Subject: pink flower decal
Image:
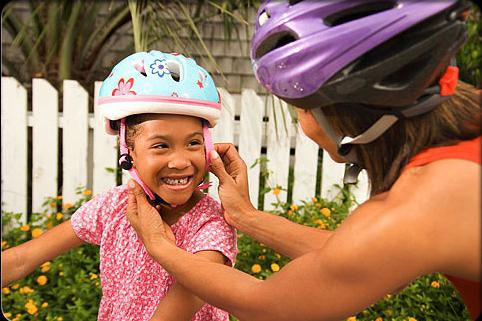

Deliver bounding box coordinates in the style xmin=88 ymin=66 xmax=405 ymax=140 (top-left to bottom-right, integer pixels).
xmin=112 ymin=78 xmax=137 ymax=96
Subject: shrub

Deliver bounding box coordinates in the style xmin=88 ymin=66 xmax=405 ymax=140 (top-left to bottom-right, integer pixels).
xmin=1 ymin=187 xmax=471 ymax=321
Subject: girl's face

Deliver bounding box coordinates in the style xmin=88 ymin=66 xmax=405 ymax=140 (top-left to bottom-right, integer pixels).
xmin=130 ymin=114 xmax=206 ymax=205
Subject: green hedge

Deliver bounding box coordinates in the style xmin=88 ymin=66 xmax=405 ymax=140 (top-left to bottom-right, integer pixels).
xmin=1 ymin=188 xmax=471 ymax=321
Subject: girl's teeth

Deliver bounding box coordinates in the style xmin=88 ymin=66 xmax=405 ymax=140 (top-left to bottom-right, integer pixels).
xmin=165 ymin=177 xmax=189 ymax=185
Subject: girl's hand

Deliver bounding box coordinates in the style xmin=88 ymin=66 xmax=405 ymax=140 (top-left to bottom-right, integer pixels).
xmin=209 ymin=144 xmax=257 ymax=228
xmin=126 ymin=180 xmax=176 ymax=255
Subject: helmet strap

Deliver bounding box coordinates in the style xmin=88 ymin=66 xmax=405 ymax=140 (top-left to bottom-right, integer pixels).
xmin=196 ymin=121 xmax=213 ymax=190
xmin=119 ymin=118 xmax=157 ymax=201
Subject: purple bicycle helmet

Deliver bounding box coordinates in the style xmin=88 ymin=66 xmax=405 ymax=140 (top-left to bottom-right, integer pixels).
xmin=251 ymin=0 xmax=470 ymax=181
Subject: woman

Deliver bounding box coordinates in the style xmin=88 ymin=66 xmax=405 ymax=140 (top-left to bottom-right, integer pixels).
xmin=126 ymin=1 xmax=481 ymax=320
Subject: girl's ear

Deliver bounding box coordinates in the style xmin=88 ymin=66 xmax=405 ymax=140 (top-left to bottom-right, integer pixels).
xmin=129 ymin=148 xmax=137 ymax=169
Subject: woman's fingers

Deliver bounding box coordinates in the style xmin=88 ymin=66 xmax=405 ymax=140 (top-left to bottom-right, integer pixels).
xmin=209 ymin=150 xmax=232 ymax=183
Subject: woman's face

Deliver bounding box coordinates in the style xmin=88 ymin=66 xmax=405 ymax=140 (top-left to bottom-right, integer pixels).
xmin=130 ymin=114 xmax=206 ymax=205
xmin=296 ymin=108 xmax=346 ymax=163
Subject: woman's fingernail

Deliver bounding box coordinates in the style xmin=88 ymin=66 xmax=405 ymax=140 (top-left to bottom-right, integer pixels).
xmin=211 ymin=150 xmax=219 ymax=160
xmin=128 ymin=180 xmax=135 ymax=189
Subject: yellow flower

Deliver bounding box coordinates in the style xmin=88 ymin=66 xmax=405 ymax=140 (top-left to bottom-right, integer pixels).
xmin=83 ymin=189 xmax=92 ymax=196
xmin=2 ymin=240 xmax=9 ymax=249
xmin=431 ymin=281 xmax=440 ymax=288
xmin=37 ymin=275 xmax=48 ymax=286
xmin=408 ymin=318 xmax=417 ymax=321
xmin=314 ymin=219 xmax=326 ymax=229
xmin=2 ymin=287 xmax=11 ymax=294
xmin=41 ymin=261 xmax=51 ymax=272
xmin=90 ymin=273 xmax=98 ymax=280
xmin=20 ymin=224 xmax=30 ymax=232
xmin=49 ymin=201 xmax=57 ymax=207
xmin=290 ymin=204 xmax=298 ymax=211
xmin=270 ymin=263 xmax=280 ymax=272
xmin=272 ymin=187 xmax=281 ymax=196
xmin=63 ymin=202 xmax=74 ymax=209
xmin=375 ymin=318 xmax=383 ymax=321
xmin=346 ymin=317 xmax=356 ymax=321
xmin=312 ymin=197 xmax=318 ymax=203
xmin=57 ymin=317 xmax=64 ymax=321
xmin=41 ymin=302 xmax=48 ymax=308
xmin=4 ymin=312 xmax=11 ymax=318
xmin=251 ymin=264 xmax=262 ymax=274
xmin=32 ymin=228 xmax=43 ymax=238
xmin=25 ymin=298 xmax=38 ymax=315
xmin=57 ymin=195 xmax=63 ymax=200
xmin=56 ymin=212 xmax=64 ymax=220
xmin=11 ymin=283 xmax=20 ymax=290
xmin=19 ymin=286 xmax=34 ymax=294
xmin=275 ymin=253 xmax=281 ymax=259
xmin=95 ymin=281 xmax=100 ymax=286
xmin=12 ymin=314 xmax=22 ymax=321
xmin=59 ymin=271 xmax=64 ymax=276
xmin=320 ymin=207 xmax=331 ymax=217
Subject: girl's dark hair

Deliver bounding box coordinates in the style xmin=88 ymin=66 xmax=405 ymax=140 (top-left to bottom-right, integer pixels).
xmin=322 ymin=81 xmax=481 ymax=196
xmin=111 ymin=114 xmax=154 ymax=150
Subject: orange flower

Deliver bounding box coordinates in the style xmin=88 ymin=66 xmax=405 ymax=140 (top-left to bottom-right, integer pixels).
xmin=251 ymin=264 xmax=262 ymax=273
xmin=20 ymin=225 xmax=30 ymax=232
xmin=63 ymin=203 xmax=74 ymax=210
xmin=37 ymin=275 xmax=48 ymax=286
xmin=431 ymin=281 xmax=440 ymax=288
xmin=25 ymin=299 xmax=38 ymax=315
xmin=289 ymin=204 xmax=298 ymax=211
xmin=82 ymin=189 xmax=92 ymax=196
xmin=40 ymin=261 xmax=51 ymax=273
xmin=56 ymin=213 xmax=64 ymax=221
xmin=320 ymin=207 xmax=331 ymax=217
xmin=32 ymin=228 xmax=43 ymax=238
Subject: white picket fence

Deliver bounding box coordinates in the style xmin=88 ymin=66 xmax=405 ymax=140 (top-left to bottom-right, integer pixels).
xmin=1 ymin=77 xmax=369 ymax=223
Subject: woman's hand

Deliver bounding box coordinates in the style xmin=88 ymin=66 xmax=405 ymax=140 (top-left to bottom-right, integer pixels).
xmin=126 ymin=180 xmax=176 ymax=256
xmin=209 ymin=144 xmax=257 ymax=228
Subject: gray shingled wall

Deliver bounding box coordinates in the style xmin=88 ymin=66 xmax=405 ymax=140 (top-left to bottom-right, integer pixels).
xmin=1 ymin=1 xmax=264 ymax=94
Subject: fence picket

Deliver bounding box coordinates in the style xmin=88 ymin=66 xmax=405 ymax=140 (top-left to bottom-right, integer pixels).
xmin=1 ymin=77 xmax=28 ymax=221
xmin=62 ymin=80 xmax=89 ymax=203
xmin=238 ymin=89 xmax=264 ymax=208
xmin=1 ymin=78 xmax=370 ymax=217
xmin=209 ymin=87 xmax=235 ymax=201
xmin=292 ymin=127 xmax=319 ymax=204
xmin=264 ymin=97 xmax=292 ymax=210
xmin=93 ymin=81 xmax=118 ymax=196
xmin=320 ymin=153 xmax=345 ymax=201
xmin=32 ymin=79 xmax=59 ymax=213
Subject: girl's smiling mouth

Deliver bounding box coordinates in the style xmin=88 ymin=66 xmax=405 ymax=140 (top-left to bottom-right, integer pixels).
xmin=161 ymin=176 xmax=193 ymax=190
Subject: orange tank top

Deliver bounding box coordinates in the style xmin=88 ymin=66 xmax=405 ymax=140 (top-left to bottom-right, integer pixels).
xmin=404 ymin=136 xmax=481 ymax=320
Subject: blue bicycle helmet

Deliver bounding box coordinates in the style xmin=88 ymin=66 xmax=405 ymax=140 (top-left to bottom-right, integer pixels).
xmin=98 ymin=51 xmax=221 ymax=203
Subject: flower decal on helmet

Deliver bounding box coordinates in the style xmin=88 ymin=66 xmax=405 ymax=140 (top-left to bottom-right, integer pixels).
xmin=112 ymin=78 xmax=136 ymax=96
xmin=150 ymin=59 xmax=170 ymax=78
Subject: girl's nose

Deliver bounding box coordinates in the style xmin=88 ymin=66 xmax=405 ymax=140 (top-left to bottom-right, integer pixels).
xmin=167 ymin=156 xmax=191 ymax=169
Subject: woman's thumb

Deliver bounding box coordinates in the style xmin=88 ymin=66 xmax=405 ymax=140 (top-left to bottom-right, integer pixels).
xmin=209 ymin=150 xmax=230 ymax=183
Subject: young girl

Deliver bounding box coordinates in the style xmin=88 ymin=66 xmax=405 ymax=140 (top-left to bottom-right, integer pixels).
xmin=1 ymin=51 xmax=237 ymax=321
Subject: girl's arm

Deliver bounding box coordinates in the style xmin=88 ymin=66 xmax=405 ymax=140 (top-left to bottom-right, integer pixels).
xmin=149 ymin=250 xmax=226 ymax=321
xmin=211 ymin=144 xmax=333 ymax=259
xmin=1 ymin=220 xmax=84 ymax=287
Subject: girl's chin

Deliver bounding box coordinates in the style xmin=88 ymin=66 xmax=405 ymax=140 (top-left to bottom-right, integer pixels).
xmin=156 ymin=189 xmax=194 ymax=206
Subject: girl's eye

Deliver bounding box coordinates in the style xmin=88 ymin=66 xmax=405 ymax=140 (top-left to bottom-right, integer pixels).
xmin=154 ymin=143 xmax=168 ymax=149
xmin=189 ymin=140 xmax=202 ymax=147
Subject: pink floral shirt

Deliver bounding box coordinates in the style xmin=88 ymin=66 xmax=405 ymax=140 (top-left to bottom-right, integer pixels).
xmin=71 ymin=185 xmax=237 ymax=321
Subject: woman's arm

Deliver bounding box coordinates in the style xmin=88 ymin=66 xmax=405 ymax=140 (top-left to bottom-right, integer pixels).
xmin=149 ymin=250 xmax=226 ymax=321
xmin=211 ymin=144 xmax=332 ymax=259
xmin=1 ymin=220 xmax=84 ymax=287
xmin=127 ymin=159 xmax=480 ymax=321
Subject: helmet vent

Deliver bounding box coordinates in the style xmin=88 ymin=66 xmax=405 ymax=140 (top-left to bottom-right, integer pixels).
xmin=324 ymin=1 xmax=397 ymax=27
xmin=255 ymin=31 xmax=298 ymax=59
xmin=166 ymin=60 xmax=181 ymax=82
